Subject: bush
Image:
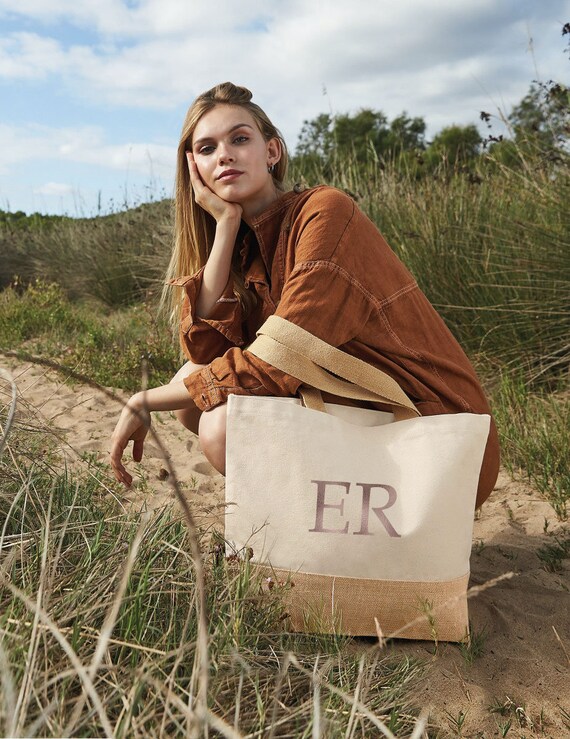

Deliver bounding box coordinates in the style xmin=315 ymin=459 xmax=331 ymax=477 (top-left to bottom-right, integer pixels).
xmin=0 ymin=281 xmax=179 ymax=391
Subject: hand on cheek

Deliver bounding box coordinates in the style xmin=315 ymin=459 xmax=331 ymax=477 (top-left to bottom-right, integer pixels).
xmin=186 ymin=152 xmax=242 ymax=223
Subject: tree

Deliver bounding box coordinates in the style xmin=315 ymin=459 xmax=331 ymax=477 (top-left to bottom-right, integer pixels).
xmin=295 ymin=108 xmax=426 ymax=164
xmin=332 ymin=109 xmax=389 ymax=162
xmin=425 ymin=124 xmax=482 ymax=167
xmin=508 ymin=81 xmax=569 ymax=151
xmin=386 ymin=113 xmax=427 ymax=153
xmin=296 ymin=113 xmax=334 ymax=158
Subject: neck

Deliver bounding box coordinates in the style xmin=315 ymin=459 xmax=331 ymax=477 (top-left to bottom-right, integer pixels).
xmin=241 ymin=183 xmax=281 ymax=226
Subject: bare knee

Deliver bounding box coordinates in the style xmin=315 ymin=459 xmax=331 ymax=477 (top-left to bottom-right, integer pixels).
xmin=170 ymin=360 xmax=206 ymax=434
xmin=198 ymin=404 xmax=227 ymax=475
xmin=173 ymin=406 xmax=202 ymax=435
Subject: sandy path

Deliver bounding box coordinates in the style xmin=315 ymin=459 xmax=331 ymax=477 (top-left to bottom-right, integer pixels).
xmin=2 ymin=359 xmax=569 ymax=738
xmin=396 ymin=471 xmax=570 ymax=737
xmin=1 ymin=359 xmax=226 ymax=529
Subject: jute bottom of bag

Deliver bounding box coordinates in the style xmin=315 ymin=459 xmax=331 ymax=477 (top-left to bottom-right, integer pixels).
xmin=255 ymin=564 xmax=470 ymax=641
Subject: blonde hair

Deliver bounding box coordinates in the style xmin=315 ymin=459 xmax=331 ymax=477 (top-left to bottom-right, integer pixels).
xmin=163 ymin=82 xmax=289 ymax=336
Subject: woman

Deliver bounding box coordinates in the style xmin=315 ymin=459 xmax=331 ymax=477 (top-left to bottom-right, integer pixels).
xmin=109 ymin=82 xmax=500 ymax=507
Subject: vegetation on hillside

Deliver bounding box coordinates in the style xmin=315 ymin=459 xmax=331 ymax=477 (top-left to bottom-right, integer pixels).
xmin=0 ymin=25 xmax=568 ymax=736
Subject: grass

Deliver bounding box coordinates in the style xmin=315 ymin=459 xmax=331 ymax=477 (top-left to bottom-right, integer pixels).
xmin=443 ymin=709 xmax=467 ymax=736
xmin=536 ymin=532 xmax=570 ymax=572
xmin=0 ymin=199 xmax=172 ymax=304
xmin=488 ymin=696 xmax=544 ymax=733
xmin=490 ymin=373 xmax=569 ymax=518
xmin=1 ymin=141 xmax=569 ymax=736
xmin=0 ymin=392 xmax=425 ymax=737
xmin=458 ymin=623 xmax=488 ymax=666
xmin=0 ymin=281 xmax=179 ymax=392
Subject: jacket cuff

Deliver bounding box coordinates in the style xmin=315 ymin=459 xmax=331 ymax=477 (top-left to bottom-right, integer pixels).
xmin=183 ymin=349 xmax=303 ymax=413
xmin=183 ymin=366 xmax=224 ymax=412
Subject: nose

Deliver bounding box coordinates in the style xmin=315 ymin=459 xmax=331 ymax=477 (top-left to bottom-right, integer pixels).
xmin=217 ymin=143 xmax=234 ymax=164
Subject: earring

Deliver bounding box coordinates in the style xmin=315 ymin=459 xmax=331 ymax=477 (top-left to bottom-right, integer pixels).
xmin=267 ymin=163 xmax=276 ymax=173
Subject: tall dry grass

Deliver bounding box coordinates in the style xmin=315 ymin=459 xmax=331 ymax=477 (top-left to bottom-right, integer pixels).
xmin=0 ymin=200 xmax=173 ymax=307
xmin=0 ymin=373 xmax=426 ymax=738
xmin=3 ymin=147 xmax=567 ymax=386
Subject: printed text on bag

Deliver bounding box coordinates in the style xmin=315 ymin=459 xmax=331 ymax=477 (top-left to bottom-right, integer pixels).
xmin=308 ymin=480 xmax=401 ymax=537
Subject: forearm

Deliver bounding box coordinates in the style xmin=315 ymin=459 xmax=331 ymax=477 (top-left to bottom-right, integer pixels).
xmin=132 ymin=381 xmax=198 ymax=413
xmin=196 ymin=215 xmax=241 ymax=318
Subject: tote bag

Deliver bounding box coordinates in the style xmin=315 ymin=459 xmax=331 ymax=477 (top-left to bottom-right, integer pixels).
xmin=225 ymin=316 xmax=490 ymax=641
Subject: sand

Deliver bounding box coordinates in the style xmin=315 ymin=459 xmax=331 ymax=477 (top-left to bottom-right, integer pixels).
xmin=2 ymin=359 xmax=569 ymax=738
xmin=396 ymin=470 xmax=570 ymax=737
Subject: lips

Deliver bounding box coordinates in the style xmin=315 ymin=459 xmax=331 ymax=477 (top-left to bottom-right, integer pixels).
xmin=217 ymin=169 xmax=243 ymax=181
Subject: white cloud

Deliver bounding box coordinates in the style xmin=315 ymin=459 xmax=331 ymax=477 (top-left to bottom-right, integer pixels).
xmin=0 ymin=0 xmax=134 ymax=36
xmin=1 ymin=0 xmax=568 ymax=213
xmin=0 ymin=0 xmax=271 ymax=37
xmin=33 ymin=181 xmax=74 ymax=196
xmin=0 ymin=32 xmax=66 ymax=78
xmin=0 ymin=123 xmax=176 ymax=178
xmin=0 ymin=0 xmax=567 ymax=137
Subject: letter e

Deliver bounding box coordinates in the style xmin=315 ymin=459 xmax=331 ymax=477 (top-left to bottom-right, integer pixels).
xmin=309 ymin=480 xmax=350 ymax=534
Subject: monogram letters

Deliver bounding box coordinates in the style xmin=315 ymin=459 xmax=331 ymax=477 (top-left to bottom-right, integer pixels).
xmin=309 ymin=480 xmax=401 ymax=537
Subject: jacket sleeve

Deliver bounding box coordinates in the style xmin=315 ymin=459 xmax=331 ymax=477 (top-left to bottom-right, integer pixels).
xmin=171 ymin=268 xmax=245 ymax=365
xmin=183 ymin=191 xmax=374 ymax=411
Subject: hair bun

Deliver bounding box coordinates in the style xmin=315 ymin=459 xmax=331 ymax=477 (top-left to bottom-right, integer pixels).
xmin=206 ymin=82 xmax=253 ymax=105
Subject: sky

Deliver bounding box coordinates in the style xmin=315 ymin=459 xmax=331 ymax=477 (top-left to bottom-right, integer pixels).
xmin=0 ymin=0 xmax=569 ymax=216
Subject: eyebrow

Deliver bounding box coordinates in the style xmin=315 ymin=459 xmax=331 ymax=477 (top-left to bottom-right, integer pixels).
xmin=193 ymin=123 xmax=254 ymax=147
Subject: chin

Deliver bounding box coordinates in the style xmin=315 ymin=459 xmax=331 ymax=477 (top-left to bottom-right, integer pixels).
xmin=219 ymin=193 xmax=243 ymax=205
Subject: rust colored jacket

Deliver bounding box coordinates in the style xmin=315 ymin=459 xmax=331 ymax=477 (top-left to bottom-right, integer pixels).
xmin=171 ymin=186 xmax=499 ymax=505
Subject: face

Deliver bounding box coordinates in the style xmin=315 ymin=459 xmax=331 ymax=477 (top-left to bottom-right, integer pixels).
xmin=191 ymin=105 xmax=280 ymax=216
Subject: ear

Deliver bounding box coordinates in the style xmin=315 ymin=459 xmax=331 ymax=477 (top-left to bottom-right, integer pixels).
xmin=266 ymin=137 xmax=281 ymax=166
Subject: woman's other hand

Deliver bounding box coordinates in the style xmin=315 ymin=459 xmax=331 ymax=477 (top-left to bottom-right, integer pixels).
xmin=109 ymin=393 xmax=151 ymax=487
xmin=187 ymin=152 xmax=242 ymax=224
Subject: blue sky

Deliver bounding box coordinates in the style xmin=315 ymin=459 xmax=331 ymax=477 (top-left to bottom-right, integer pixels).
xmin=1 ymin=0 xmax=568 ymax=216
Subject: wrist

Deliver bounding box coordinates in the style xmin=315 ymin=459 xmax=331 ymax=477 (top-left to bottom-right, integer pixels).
xmin=130 ymin=391 xmax=152 ymax=412
xmin=129 ymin=382 xmax=197 ymax=413
xmin=215 ymin=211 xmax=241 ymax=230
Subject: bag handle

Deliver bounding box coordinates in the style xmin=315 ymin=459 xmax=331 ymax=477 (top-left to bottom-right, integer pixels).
xmin=246 ymin=315 xmax=419 ymax=420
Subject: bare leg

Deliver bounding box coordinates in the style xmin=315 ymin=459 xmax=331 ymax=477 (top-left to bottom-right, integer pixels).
xmin=198 ymin=403 xmax=228 ymax=474
xmin=169 ymin=361 xmax=207 ymax=434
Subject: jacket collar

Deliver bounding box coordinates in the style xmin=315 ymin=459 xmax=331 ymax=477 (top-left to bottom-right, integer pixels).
xmin=241 ymin=189 xmax=301 ymax=274
xmin=169 ymin=187 xmax=306 ymax=287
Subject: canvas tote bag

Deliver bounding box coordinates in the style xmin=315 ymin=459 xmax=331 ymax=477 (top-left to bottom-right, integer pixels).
xmin=225 ymin=316 xmax=490 ymax=641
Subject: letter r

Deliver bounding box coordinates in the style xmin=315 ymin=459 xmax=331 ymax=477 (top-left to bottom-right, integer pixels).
xmin=353 ymin=483 xmax=401 ymax=537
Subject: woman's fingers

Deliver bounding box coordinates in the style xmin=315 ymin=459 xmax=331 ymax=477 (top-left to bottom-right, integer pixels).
xmin=186 ymin=152 xmax=202 ymax=188
xmin=186 ymin=151 xmax=242 ymax=223
xmin=187 ymin=153 xmax=215 ymax=211
xmin=109 ymin=398 xmax=150 ymax=487
xmin=109 ymin=438 xmax=133 ymax=487
xmin=187 ymin=152 xmax=208 ymax=201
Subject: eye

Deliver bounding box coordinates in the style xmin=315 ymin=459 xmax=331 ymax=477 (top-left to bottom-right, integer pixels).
xmin=197 ymin=144 xmax=215 ymax=155
xmin=233 ymin=135 xmax=249 ymax=144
